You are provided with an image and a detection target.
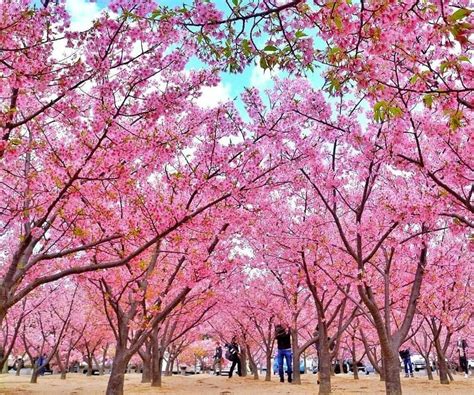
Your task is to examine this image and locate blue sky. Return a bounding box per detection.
[64,0,325,111]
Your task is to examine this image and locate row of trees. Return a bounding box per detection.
[0,1,471,395]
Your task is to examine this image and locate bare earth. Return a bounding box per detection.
[1,373,473,395]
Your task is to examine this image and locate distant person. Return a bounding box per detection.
[37,354,46,376]
[457,339,469,378]
[399,349,413,377]
[213,342,223,376]
[15,357,24,375]
[275,324,292,383]
[225,337,241,378]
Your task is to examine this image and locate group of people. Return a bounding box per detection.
[212,324,293,383]
[212,337,242,378]
[212,329,470,382]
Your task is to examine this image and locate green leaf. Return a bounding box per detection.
[232,0,240,6]
[389,106,403,118]
[263,45,278,52]
[423,94,434,109]
[449,8,471,22]
[458,55,471,62]
[449,111,463,130]
[150,9,161,20]
[295,30,307,38]
[241,39,252,57]
[409,74,419,84]
[260,56,268,70]
[10,138,21,146]
[440,61,450,73]
[327,77,341,95]
[334,15,343,30]
[373,101,387,122]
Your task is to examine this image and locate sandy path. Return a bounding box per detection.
[1,372,473,394]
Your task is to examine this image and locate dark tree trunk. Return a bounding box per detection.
[353,364,359,380]
[139,344,152,384]
[351,337,359,380]
[56,353,67,380]
[291,329,301,385]
[100,345,109,375]
[265,352,272,381]
[141,357,151,383]
[383,349,402,395]
[434,339,450,385]
[30,367,39,384]
[106,352,129,395]
[447,368,454,382]
[240,347,247,377]
[318,330,331,395]
[165,357,175,376]
[246,345,258,380]
[151,346,163,387]
[425,357,433,381]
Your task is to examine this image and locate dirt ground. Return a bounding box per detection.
[1,372,473,394]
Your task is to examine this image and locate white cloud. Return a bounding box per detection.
[53,1,103,59]
[66,0,102,31]
[249,66,278,89]
[197,82,232,108]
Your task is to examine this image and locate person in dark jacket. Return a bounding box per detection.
[225,337,241,378]
[399,349,413,377]
[275,324,292,383]
[457,339,469,378]
[213,342,223,375]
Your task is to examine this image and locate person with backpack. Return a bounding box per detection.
[225,337,241,378]
[213,342,223,376]
[275,324,292,383]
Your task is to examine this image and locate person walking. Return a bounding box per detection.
[275,324,292,383]
[457,339,469,378]
[399,349,414,377]
[225,337,242,378]
[213,342,223,376]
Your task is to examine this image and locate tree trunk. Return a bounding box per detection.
[166,357,175,376]
[240,347,247,377]
[318,334,331,395]
[351,337,359,380]
[434,339,450,385]
[291,329,301,385]
[0,305,7,371]
[265,352,272,381]
[30,368,39,384]
[106,353,129,395]
[141,357,151,383]
[447,368,454,382]
[100,345,109,375]
[86,356,93,376]
[425,357,433,380]
[139,345,152,383]
[151,347,163,387]
[353,365,359,380]
[1,355,8,374]
[56,353,67,380]
[383,350,402,395]
[246,345,258,380]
